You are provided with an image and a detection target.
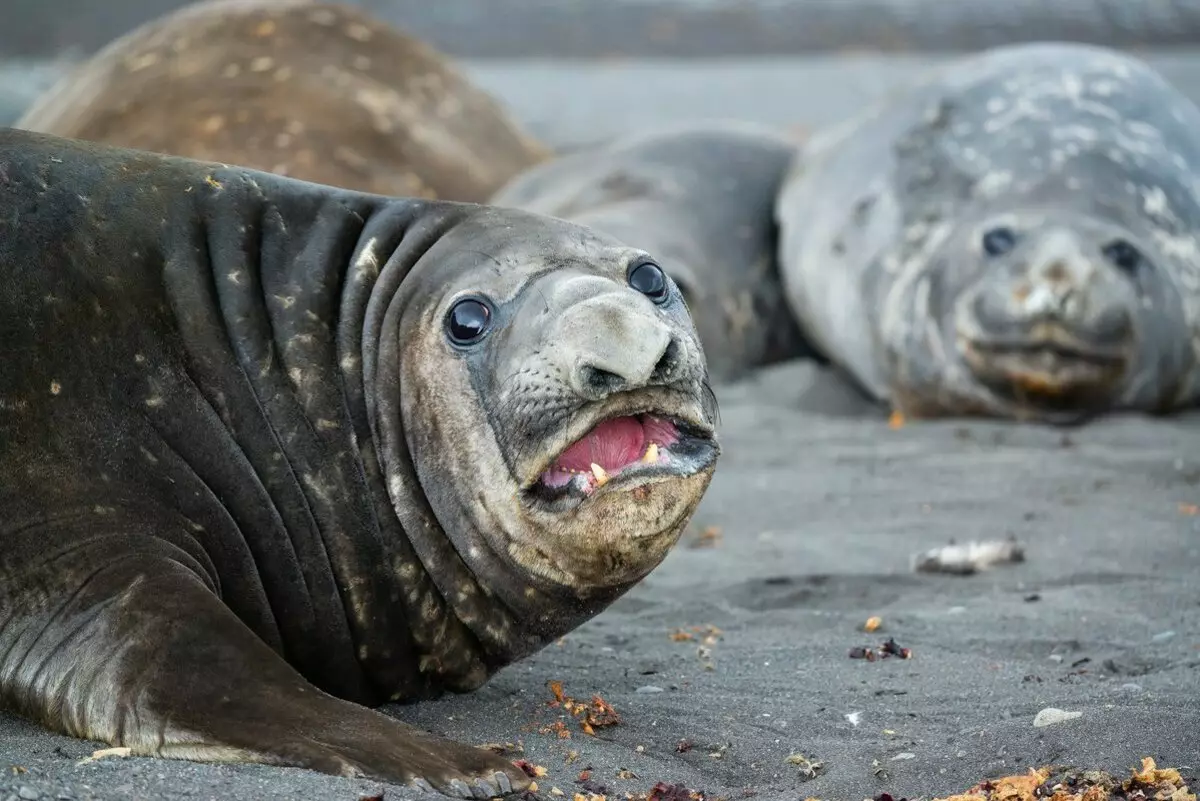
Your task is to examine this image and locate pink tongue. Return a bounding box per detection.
[554,416,646,473]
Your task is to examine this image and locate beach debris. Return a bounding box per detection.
[849,637,912,661]
[539,720,572,739]
[845,711,863,727]
[676,739,694,753]
[574,768,611,797]
[688,525,723,549]
[863,615,883,633]
[888,410,906,429]
[785,752,825,781]
[359,793,385,801]
[547,680,620,735]
[644,782,708,800]
[1179,502,1198,516]
[1032,707,1082,727]
[75,747,132,765]
[931,758,1195,801]
[911,537,1025,575]
[514,760,548,778]
[480,740,524,756]
[668,624,722,644]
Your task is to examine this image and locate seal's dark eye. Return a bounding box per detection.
[981,226,1017,257]
[445,297,492,346]
[628,260,670,305]
[1102,239,1143,274]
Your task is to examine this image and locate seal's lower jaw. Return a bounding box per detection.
[524,412,718,513]
[958,335,1130,416]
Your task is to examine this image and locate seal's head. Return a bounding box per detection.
[882,152,1198,423]
[952,207,1145,414]
[372,204,718,665]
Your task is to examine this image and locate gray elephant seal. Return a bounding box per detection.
[0,128,718,797]
[15,0,550,203]
[776,42,1200,423]
[490,122,815,383]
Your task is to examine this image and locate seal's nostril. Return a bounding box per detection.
[1042,261,1070,284]
[651,338,680,382]
[577,365,627,396]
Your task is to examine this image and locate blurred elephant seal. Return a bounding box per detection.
[15,0,550,202]
[776,42,1200,423]
[0,127,719,797]
[491,121,815,383]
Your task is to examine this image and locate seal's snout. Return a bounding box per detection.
[560,294,677,399]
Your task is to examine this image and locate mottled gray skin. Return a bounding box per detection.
[776,42,1200,423]
[0,128,718,797]
[490,122,814,383]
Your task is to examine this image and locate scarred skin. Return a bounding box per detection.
[776,42,1200,423]
[0,128,719,797]
[14,0,551,203]
[490,122,815,383]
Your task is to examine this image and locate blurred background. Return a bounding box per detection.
[6,0,1200,150]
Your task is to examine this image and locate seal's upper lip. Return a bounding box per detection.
[958,334,1129,410]
[961,337,1127,365]
[523,396,717,508]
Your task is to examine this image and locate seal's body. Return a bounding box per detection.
[0,128,718,797]
[491,122,813,383]
[15,0,550,203]
[776,42,1200,422]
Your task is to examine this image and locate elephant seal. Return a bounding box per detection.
[776,42,1200,423]
[0,127,719,797]
[491,122,814,383]
[14,0,550,203]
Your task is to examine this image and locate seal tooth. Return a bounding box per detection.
[642,442,659,464]
[590,463,609,486]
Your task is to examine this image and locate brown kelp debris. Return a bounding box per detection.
[669,625,723,644]
[547,680,621,735]
[513,759,549,778]
[688,525,723,548]
[912,537,1025,575]
[849,637,912,661]
[935,759,1195,801]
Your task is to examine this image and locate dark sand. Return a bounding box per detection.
[1,10,1199,800]
[2,361,1198,801]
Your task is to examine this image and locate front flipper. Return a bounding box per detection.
[0,536,529,799]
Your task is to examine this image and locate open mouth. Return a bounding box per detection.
[527,411,716,506]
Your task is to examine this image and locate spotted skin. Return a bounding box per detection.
[776,42,1200,423]
[0,128,718,797]
[15,0,550,203]
[491,122,816,383]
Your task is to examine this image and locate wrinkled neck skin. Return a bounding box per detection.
[185,178,623,701]
[875,174,1198,422]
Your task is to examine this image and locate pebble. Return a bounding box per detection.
[18,788,40,801]
[1120,683,1144,693]
[1033,707,1082,727]
[635,685,664,694]
[1151,631,1176,643]
[891,752,916,761]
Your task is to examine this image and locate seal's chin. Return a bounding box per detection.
[959,335,1129,412]
[526,412,717,510]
